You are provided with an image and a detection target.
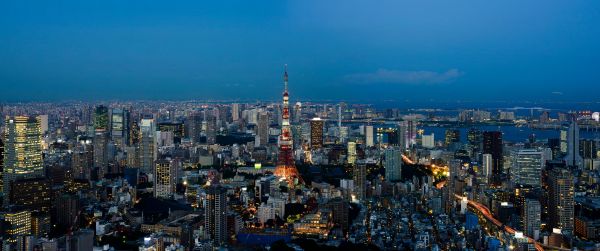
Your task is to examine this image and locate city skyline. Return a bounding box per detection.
[2,1,600,102]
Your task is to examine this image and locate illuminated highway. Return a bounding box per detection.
[454,194,571,251]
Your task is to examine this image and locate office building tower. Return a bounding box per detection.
[579,139,597,159]
[231,103,240,121]
[422,133,435,149]
[186,112,203,144]
[257,111,269,146]
[339,126,348,143]
[205,115,217,145]
[273,66,302,183]
[483,131,503,185]
[154,158,179,199]
[9,178,51,212]
[482,153,493,183]
[139,118,156,174]
[347,142,357,165]
[3,116,44,204]
[310,118,324,149]
[73,137,94,180]
[38,114,48,134]
[93,131,109,178]
[523,199,541,240]
[384,148,402,182]
[110,108,129,148]
[365,125,374,147]
[2,209,32,240]
[445,129,460,146]
[67,229,94,251]
[129,120,141,146]
[564,121,583,168]
[401,117,418,148]
[467,128,482,154]
[55,194,81,230]
[511,149,544,188]
[205,185,228,246]
[93,105,109,131]
[548,168,574,234]
[353,162,367,201]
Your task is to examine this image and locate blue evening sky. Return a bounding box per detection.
[1,1,599,102]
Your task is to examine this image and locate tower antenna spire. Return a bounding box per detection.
[284,64,288,92]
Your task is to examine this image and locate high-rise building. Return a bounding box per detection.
[139,118,156,174]
[93,105,109,131]
[154,158,179,199]
[483,131,503,185]
[2,209,32,240]
[205,114,217,145]
[257,111,269,147]
[231,103,240,121]
[310,118,324,149]
[157,121,185,144]
[422,133,435,149]
[93,131,109,178]
[384,148,402,182]
[400,117,417,148]
[564,121,583,168]
[347,142,357,165]
[548,168,574,234]
[37,114,48,134]
[9,178,51,213]
[467,128,482,155]
[3,116,44,204]
[205,185,228,246]
[511,149,544,188]
[110,108,129,148]
[353,162,367,201]
[523,199,541,240]
[579,139,597,159]
[445,129,460,146]
[186,112,203,144]
[482,153,493,183]
[55,194,81,230]
[365,125,374,147]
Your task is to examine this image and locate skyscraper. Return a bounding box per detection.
[445,129,460,146]
[564,121,583,168]
[365,125,374,147]
[347,142,357,165]
[205,185,228,246]
[3,116,44,204]
[110,108,129,149]
[511,149,544,188]
[139,118,156,174]
[548,168,574,234]
[93,105,109,131]
[205,114,217,145]
[353,162,367,201]
[384,147,402,182]
[483,131,503,185]
[186,112,203,144]
[154,158,179,199]
[310,118,324,149]
[257,111,269,147]
[231,103,240,121]
[482,153,493,183]
[523,198,541,240]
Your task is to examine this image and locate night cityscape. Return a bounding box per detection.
[2,1,600,251]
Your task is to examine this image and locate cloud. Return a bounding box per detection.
[344,68,463,84]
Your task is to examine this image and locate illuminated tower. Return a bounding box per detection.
[3,116,44,204]
[274,65,302,183]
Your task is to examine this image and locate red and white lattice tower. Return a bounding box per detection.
[274,65,302,183]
